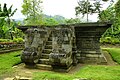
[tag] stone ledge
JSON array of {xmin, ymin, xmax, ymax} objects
[{"xmin": 0, "ymin": 48, "xmax": 23, "ymax": 54}]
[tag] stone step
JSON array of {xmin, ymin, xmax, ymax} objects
[
  {"xmin": 38, "ymin": 59, "xmax": 50, "ymax": 65},
  {"xmin": 46, "ymin": 41, "xmax": 52, "ymax": 45},
  {"xmin": 48, "ymin": 37, "xmax": 52, "ymax": 41},
  {"xmin": 42, "ymin": 49, "xmax": 52, "ymax": 54},
  {"xmin": 41, "ymin": 54, "xmax": 50, "ymax": 59},
  {"xmin": 72, "ymin": 47, "xmax": 77, "ymax": 51},
  {"xmin": 36, "ymin": 64, "xmax": 52, "ymax": 70},
  {"xmin": 49, "ymin": 34, "xmax": 52, "ymax": 37},
  {"xmin": 45, "ymin": 45, "xmax": 52, "ymax": 49}
]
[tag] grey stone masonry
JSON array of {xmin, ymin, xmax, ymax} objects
[
  {"xmin": 74, "ymin": 22, "xmax": 111, "ymax": 64},
  {"xmin": 18, "ymin": 22, "xmax": 112, "ymax": 67},
  {"xmin": 49, "ymin": 26, "xmax": 74, "ymax": 68}
]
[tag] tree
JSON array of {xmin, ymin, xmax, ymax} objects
[
  {"xmin": 21, "ymin": 0, "xmax": 43, "ymax": 25},
  {"xmin": 99, "ymin": 0, "xmax": 120, "ymax": 40},
  {"xmin": 75, "ymin": 0, "xmax": 113, "ymax": 22},
  {"xmin": 98, "ymin": 6, "xmax": 115, "ymax": 22}
]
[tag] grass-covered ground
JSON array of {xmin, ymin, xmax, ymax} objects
[
  {"xmin": 0, "ymin": 51, "xmax": 21, "ymax": 77},
  {"xmin": 33, "ymin": 65, "xmax": 120, "ymax": 80},
  {"xmin": 106, "ymin": 48, "xmax": 120, "ymax": 64},
  {"xmin": 0, "ymin": 48, "xmax": 120, "ymax": 80},
  {"xmin": 33, "ymin": 48, "xmax": 120, "ymax": 80}
]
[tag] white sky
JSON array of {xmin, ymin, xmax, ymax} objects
[{"xmin": 0, "ymin": 0, "xmax": 116, "ymax": 22}]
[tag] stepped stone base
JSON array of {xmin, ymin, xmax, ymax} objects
[
  {"xmin": 36, "ymin": 64, "xmax": 73, "ymax": 72},
  {"xmin": 36, "ymin": 64, "xmax": 53, "ymax": 70},
  {"xmin": 52, "ymin": 65, "xmax": 73, "ymax": 72},
  {"xmin": 38, "ymin": 59, "xmax": 50, "ymax": 65},
  {"xmin": 18, "ymin": 22, "xmax": 112, "ymax": 71},
  {"xmin": 77, "ymin": 51, "xmax": 107, "ymax": 65}
]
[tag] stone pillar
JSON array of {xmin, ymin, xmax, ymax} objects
[{"xmin": 49, "ymin": 27, "xmax": 73, "ymax": 68}]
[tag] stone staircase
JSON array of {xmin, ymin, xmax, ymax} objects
[{"xmin": 37, "ymin": 33, "xmax": 53, "ymax": 70}]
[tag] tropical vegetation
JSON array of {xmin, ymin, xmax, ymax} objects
[
  {"xmin": 0, "ymin": 3, "xmax": 24, "ymax": 43},
  {"xmin": 99, "ymin": 0, "xmax": 120, "ymax": 44}
]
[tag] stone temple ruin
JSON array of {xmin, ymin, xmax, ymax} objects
[{"xmin": 18, "ymin": 22, "xmax": 112, "ymax": 71}]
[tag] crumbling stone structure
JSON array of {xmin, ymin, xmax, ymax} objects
[
  {"xmin": 18, "ymin": 22, "xmax": 112, "ymax": 69},
  {"xmin": 49, "ymin": 26, "xmax": 74, "ymax": 68}
]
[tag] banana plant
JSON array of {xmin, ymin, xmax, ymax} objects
[
  {"xmin": 3, "ymin": 3, "xmax": 17, "ymax": 25},
  {"xmin": 0, "ymin": 3, "xmax": 17, "ymax": 39}
]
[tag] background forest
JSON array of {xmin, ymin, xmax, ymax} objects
[{"xmin": 0, "ymin": 0, "xmax": 120, "ymax": 44}]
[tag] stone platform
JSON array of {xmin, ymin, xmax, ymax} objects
[{"xmin": 18, "ymin": 22, "xmax": 112, "ymax": 70}]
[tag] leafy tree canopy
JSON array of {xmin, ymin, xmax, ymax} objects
[
  {"xmin": 21, "ymin": 0, "xmax": 43, "ymax": 25},
  {"xmin": 75, "ymin": 0, "xmax": 114, "ymax": 22}
]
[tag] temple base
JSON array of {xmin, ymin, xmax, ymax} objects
[{"xmin": 77, "ymin": 50, "xmax": 107, "ymax": 65}]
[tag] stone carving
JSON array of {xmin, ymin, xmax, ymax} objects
[
  {"xmin": 49, "ymin": 27, "xmax": 74, "ymax": 68},
  {"xmin": 21, "ymin": 27, "xmax": 50, "ymax": 65}
]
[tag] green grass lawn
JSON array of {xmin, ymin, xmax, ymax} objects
[
  {"xmin": 33, "ymin": 65, "xmax": 120, "ymax": 80},
  {"xmin": 106, "ymin": 48, "xmax": 120, "ymax": 64},
  {"xmin": 0, "ymin": 51, "xmax": 22, "ymax": 76},
  {"xmin": 0, "ymin": 48, "xmax": 120, "ymax": 80},
  {"xmin": 33, "ymin": 48, "xmax": 120, "ymax": 80}
]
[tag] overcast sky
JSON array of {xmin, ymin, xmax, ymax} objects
[{"xmin": 0, "ymin": 0, "xmax": 116, "ymax": 22}]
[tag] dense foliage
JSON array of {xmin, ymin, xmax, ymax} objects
[
  {"xmin": 21, "ymin": 0, "xmax": 43, "ymax": 25},
  {"xmin": 0, "ymin": 3, "xmax": 24, "ymax": 40},
  {"xmin": 99, "ymin": 0, "xmax": 120, "ymax": 44},
  {"xmin": 42, "ymin": 15, "xmax": 66, "ymax": 25}
]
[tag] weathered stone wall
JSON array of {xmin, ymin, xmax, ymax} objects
[
  {"xmin": 75, "ymin": 23, "xmax": 111, "ymax": 64},
  {"xmin": 21, "ymin": 26, "xmax": 51, "ymax": 64},
  {"xmin": 49, "ymin": 26, "xmax": 74, "ymax": 67},
  {"xmin": 18, "ymin": 22, "xmax": 112, "ymax": 66},
  {"xmin": 0, "ymin": 42, "xmax": 23, "ymax": 53}
]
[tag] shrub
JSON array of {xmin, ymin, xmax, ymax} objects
[
  {"xmin": 100, "ymin": 37, "xmax": 120, "ymax": 44},
  {"xmin": 0, "ymin": 39, "xmax": 13, "ymax": 42},
  {"xmin": 13, "ymin": 38, "xmax": 24, "ymax": 43}
]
